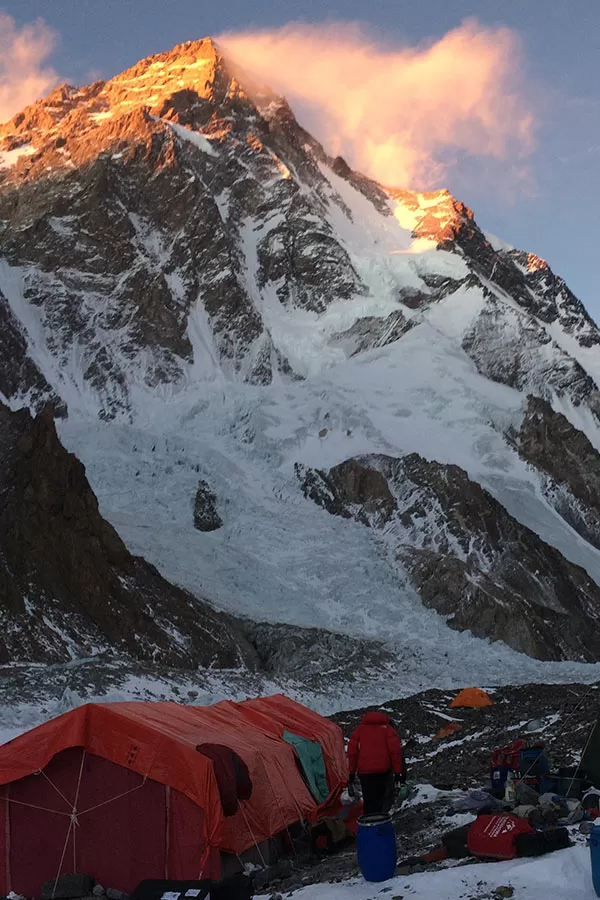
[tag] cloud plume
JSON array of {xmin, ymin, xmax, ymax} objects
[
  {"xmin": 219, "ymin": 19, "xmax": 535, "ymax": 189},
  {"xmin": 0, "ymin": 14, "xmax": 60, "ymax": 124}
]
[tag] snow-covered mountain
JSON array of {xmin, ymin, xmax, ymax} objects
[{"xmin": 2, "ymin": 37, "xmax": 600, "ymax": 690}]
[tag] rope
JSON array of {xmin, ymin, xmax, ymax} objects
[
  {"xmin": 36, "ymin": 769, "xmax": 72, "ymax": 811},
  {"xmin": 258, "ymin": 757, "xmax": 297, "ymax": 858},
  {"xmin": 556, "ymin": 684, "xmax": 597, "ymax": 734},
  {"xmin": 71, "ymin": 751, "xmax": 86, "ymax": 875},
  {"xmin": 76, "ymin": 776, "xmax": 148, "ymax": 817},
  {"xmin": 239, "ymin": 802, "xmax": 267, "ymax": 868},
  {"xmin": 51, "ymin": 750, "xmax": 86, "ymax": 900},
  {"xmin": 565, "ymin": 723, "xmax": 597, "ymax": 799},
  {"xmin": 513, "ymin": 684, "xmax": 599, "ymax": 787},
  {"xmin": 1, "ymin": 797, "xmax": 70, "ymax": 816}
]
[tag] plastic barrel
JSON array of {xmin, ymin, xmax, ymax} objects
[
  {"xmin": 590, "ymin": 824, "xmax": 600, "ymax": 896},
  {"xmin": 356, "ymin": 814, "xmax": 397, "ymax": 882}
]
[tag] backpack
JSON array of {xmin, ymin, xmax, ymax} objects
[{"xmin": 467, "ymin": 814, "xmax": 535, "ymax": 860}]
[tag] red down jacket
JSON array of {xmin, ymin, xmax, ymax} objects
[
  {"xmin": 347, "ymin": 712, "xmax": 404, "ymax": 776},
  {"xmin": 467, "ymin": 814, "xmax": 534, "ymax": 860}
]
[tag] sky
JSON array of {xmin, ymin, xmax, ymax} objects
[{"xmin": 1, "ymin": 0, "xmax": 599, "ymax": 315}]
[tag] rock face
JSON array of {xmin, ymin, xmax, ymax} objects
[
  {"xmin": 193, "ymin": 479, "xmax": 222, "ymax": 531},
  {"xmin": 511, "ymin": 396, "xmax": 600, "ymax": 550},
  {"xmin": 298, "ymin": 454, "xmax": 600, "ymax": 661},
  {"xmin": 2, "ymin": 38, "xmax": 597, "ymax": 419},
  {"xmin": 0, "ymin": 401, "xmax": 255, "ymax": 667}
]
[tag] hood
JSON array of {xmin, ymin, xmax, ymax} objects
[{"xmin": 361, "ymin": 711, "xmax": 391, "ymax": 726}]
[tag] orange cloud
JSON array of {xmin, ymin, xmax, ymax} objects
[
  {"xmin": 0, "ymin": 14, "xmax": 60, "ymax": 124},
  {"xmin": 219, "ymin": 19, "xmax": 536, "ymax": 189}
]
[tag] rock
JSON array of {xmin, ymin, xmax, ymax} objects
[
  {"xmin": 193, "ymin": 479, "xmax": 222, "ymax": 531},
  {"xmin": 511, "ymin": 395, "xmax": 600, "ymax": 550},
  {"xmin": 331, "ymin": 310, "xmax": 413, "ymax": 356},
  {"xmin": 298, "ymin": 452, "xmax": 600, "ymax": 662},
  {"xmin": 494, "ymin": 888, "xmax": 514, "ymax": 899},
  {"xmin": 246, "ymin": 621, "xmax": 394, "ymax": 687},
  {"xmin": 41, "ymin": 874, "xmax": 94, "ymax": 899},
  {"xmin": 462, "ymin": 299, "xmax": 595, "ymax": 408}
]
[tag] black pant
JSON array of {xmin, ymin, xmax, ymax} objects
[{"xmin": 359, "ymin": 771, "xmax": 394, "ymax": 816}]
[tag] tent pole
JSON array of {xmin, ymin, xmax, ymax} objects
[
  {"xmin": 165, "ymin": 785, "xmax": 170, "ymax": 879},
  {"xmin": 5, "ymin": 787, "xmax": 11, "ymax": 894}
]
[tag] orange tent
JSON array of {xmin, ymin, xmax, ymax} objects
[
  {"xmin": 432, "ymin": 722, "xmax": 462, "ymax": 741},
  {"xmin": 449, "ymin": 687, "xmax": 493, "ymax": 708},
  {"xmin": 0, "ymin": 696, "xmax": 346, "ymax": 896}
]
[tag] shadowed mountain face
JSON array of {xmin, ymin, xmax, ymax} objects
[
  {"xmin": 2, "ymin": 37, "xmax": 600, "ymax": 669},
  {"xmin": 0, "ymin": 401, "xmax": 257, "ymax": 667}
]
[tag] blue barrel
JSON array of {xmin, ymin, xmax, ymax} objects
[
  {"xmin": 356, "ymin": 813, "xmax": 397, "ymax": 882},
  {"xmin": 591, "ymin": 824, "xmax": 600, "ymax": 896}
]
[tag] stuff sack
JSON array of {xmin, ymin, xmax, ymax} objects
[
  {"xmin": 467, "ymin": 814, "xmax": 534, "ymax": 861},
  {"xmin": 490, "ymin": 765, "xmax": 514, "ymax": 796}
]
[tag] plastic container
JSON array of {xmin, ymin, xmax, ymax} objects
[
  {"xmin": 356, "ymin": 814, "xmax": 397, "ymax": 882},
  {"xmin": 589, "ymin": 823, "xmax": 600, "ymax": 896}
]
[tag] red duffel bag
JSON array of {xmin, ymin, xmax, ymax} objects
[{"xmin": 467, "ymin": 814, "xmax": 535, "ymax": 861}]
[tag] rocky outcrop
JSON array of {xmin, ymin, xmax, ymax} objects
[
  {"xmin": 246, "ymin": 622, "xmax": 395, "ymax": 688},
  {"xmin": 462, "ymin": 299, "xmax": 598, "ymax": 407},
  {"xmin": 330, "ymin": 310, "xmax": 413, "ymax": 356},
  {"xmin": 193, "ymin": 479, "xmax": 222, "ymax": 531},
  {"xmin": 0, "ymin": 293, "xmax": 64, "ymax": 413},
  {"xmin": 298, "ymin": 454, "xmax": 600, "ymax": 662},
  {"xmin": 0, "ymin": 401, "xmax": 256, "ymax": 667},
  {"xmin": 510, "ymin": 396, "xmax": 600, "ymax": 549}
]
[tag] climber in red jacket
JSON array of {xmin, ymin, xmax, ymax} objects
[{"xmin": 347, "ymin": 711, "xmax": 406, "ymax": 815}]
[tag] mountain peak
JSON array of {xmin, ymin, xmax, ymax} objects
[{"xmin": 0, "ymin": 35, "xmax": 261, "ymax": 177}]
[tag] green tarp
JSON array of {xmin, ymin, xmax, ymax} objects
[{"xmin": 283, "ymin": 730, "xmax": 329, "ymax": 803}]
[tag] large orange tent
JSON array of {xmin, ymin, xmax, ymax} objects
[
  {"xmin": 449, "ymin": 687, "xmax": 493, "ymax": 708},
  {"xmin": 0, "ymin": 695, "xmax": 347, "ymax": 896}
]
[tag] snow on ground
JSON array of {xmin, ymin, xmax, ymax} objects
[{"xmin": 269, "ymin": 845, "xmax": 597, "ymax": 899}]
